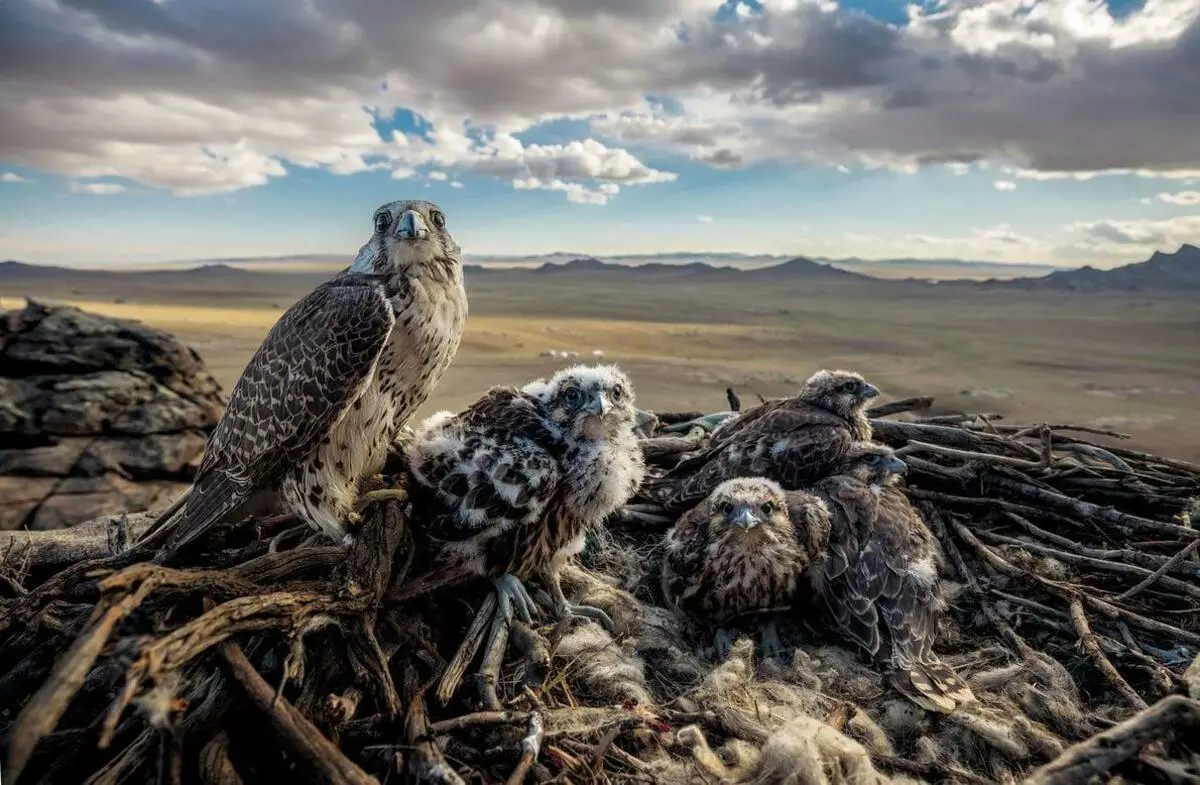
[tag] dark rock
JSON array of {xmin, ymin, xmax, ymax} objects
[{"xmin": 0, "ymin": 299, "xmax": 225, "ymax": 530}]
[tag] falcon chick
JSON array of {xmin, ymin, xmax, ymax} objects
[
  {"xmin": 661, "ymin": 477, "xmax": 831, "ymax": 624},
  {"xmin": 139, "ymin": 200, "xmax": 467, "ymax": 555},
  {"xmin": 643, "ymin": 369, "xmax": 879, "ymax": 513},
  {"xmin": 807, "ymin": 442, "xmax": 975, "ymax": 713},
  {"xmin": 405, "ymin": 364, "xmax": 645, "ymax": 631}
]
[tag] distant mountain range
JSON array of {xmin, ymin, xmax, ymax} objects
[{"xmin": 1, "ymin": 245, "xmax": 1197, "ymax": 291}]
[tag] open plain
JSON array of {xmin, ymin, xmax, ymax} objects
[{"xmin": 4, "ymin": 258, "xmax": 1198, "ymax": 462}]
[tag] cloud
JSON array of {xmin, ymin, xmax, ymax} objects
[
  {"xmin": 1, "ymin": 172, "xmax": 30, "ymax": 183},
  {"xmin": 993, "ymin": 180, "xmax": 1017, "ymax": 191},
  {"xmin": 1157, "ymin": 190, "xmax": 1200, "ymax": 206},
  {"xmin": 513, "ymin": 178, "xmax": 621, "ymax": 205},
  {"xmin": 427, "ymin": 171, "xmax": 449, "ymax": 181},
  {"xmin": 902, "ymin": 223, "xmax": 1051, "ymax": 262},
  {"xmin": 68, "ymin": 181, "xmax": 127, "ymax": 195},
  {"xmin": 1064, "ymin": 214, "xmax": 1200, "ymax": 261},
  {"xmin": 697, "ymin": 215, "xmax": 714, "ymax": 223},
  {"xmin": 390, "ymin": 166, "xmax": 416, "ymax": 180},
  {"xmin": 450, "ymin": 180, "xmax": 464, "ymax": 189},
  {"xmin": 1, "ymin": 0, "xmax": 1198, "ymax": 200}
]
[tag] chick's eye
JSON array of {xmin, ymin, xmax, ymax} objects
[
  {"xmin": 866, "ymin": 454, "xmax": 881, "ymax": 465},
  {"xmin": 563, "ymin": 387, "xmax": 582, "ymax": 405},
  {"xmin": 374, "ymin": 213, "xmax": 391, "ymax": 233},
  {"xmin": 760, "ymin": 502, "xmax": 774, "ymax": 514},
  {"xmin": 611, "ymin": 385, "xmax": 624, "ymax": 400},
  {"xmin": 431, "ymin": 210, "xmax": 446, "ymax": 229},
  {"xmin": 841, "ymin": 381, "xmax": 857, "ymax": 392}
]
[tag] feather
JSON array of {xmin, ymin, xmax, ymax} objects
[{"xmin": 136, "ymin": 274, "xmax": 394, "ymax": 553}]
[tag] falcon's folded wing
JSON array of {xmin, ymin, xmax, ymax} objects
[{"xmin": 139, "ymin": 276, "xmax": 394, "ymax": 553}]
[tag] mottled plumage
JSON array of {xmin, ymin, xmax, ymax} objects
[
  {"xmin": 644, "ymin": 369, "xmax": 879, "ymax": 513},
  {"xmin": 808, "ymin": 442, "xmax": 974, "ymax": 713},
  {"xmin": 662, "ymin": 477, "xmax": 831, "ymax": 623},
  {"xmin": 406, "ymin": 364, "xmax": 645, "ymax": 624},
  {"xmin": 139, "ymin": 200, "xmax": 467, "ymax": 555}
]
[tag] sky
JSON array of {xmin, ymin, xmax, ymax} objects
[{"xmin": 1, "ymin": 0, "xmax": 1199, "ymax": 268}]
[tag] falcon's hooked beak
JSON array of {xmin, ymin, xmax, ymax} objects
[
  {"xmin": 730, "ymin": 507, "xmax": 760, "ymax": 529},
  {"xmin": 860, "ymin": 382, "xmax": 881, "ymax": 399},
  {"xmin": 884, "ymin": 455, "xmax": 908, "ymax": 475},
  {"xmin": 583, "ymin": 390, "xmax": 611, "ymax": 416},
  {"xmin": 395, "ymin": 209, "xmax": 429, "ymax": 241}
]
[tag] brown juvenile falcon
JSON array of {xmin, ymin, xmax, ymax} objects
[
  {"xmin": 138, "ymin": 200, "xmax": 467, "ymax": 557},
  {"xmin": 641, "ymin": 369, "xmax": 879, "ymax": 513},
  {"xmin": 660, "ymin": 476, "xmax": 831, "ymax": 624},
  {"xmin": 807, "ymin": 442, "xmax": 975, "ymax": 713}
]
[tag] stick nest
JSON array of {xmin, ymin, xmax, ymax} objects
[{"xmin": 2, "ymin": 396, "xmax": 1199, "ymax": 785}]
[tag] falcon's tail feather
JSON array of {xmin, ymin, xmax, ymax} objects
[
  {"xmin": 889, "ymin": 657, "xmax": 975, "ymax": 714},
  {"xmin": 135, "ymin": 471, "xmax": 247, "ymax": 557}
]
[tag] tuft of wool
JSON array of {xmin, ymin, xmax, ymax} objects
[{"xmin": 554, "ymin": 621, "xmax": 653, "ymax": 706}]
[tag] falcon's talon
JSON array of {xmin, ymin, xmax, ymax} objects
[
  {"xmin": 561, "ymin": 602, "xmax": 615, "ymax": 632},
  {"xmin": 759, "ymin": 620, "xmax": 785, "ymax": 660},
  {"xmin": 492, "ymin": 574, "xmax": 537, "ymax": 625}
]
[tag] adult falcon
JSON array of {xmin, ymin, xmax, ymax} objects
[
  {"xmin": 402, "ymin": 365, "xmax": 645, "ymax": 630},
  {"xmin": 641, "ymin": 369, "xmax": 879, "ymax": 513},
  {"xmin": 138, "ymin": 200, "xmax": 467, "ymax": 556},
  {"xmin": 660, "ymin": 477, "xmax": 831, "ymax": 624},
  {"xmin": 807, "ymin": 442, "xmax": 975, "ymax": 713}
]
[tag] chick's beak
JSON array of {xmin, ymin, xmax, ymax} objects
[
  {"xmin": 584, "ymin": 390, "xmax": 611, "ymax": 416},
  {"xmin": 395, "ymin": 210, "xmax": 429, "ymax": 241},
  {"xmin": 730, "ymin": 507, "xmax": 760, "ymax": 529},
  {"xmin": 885, "ymin": 456, "xmax": 909, "ymax": 475},
  {"xmin": 861, "ymin": 383, "xmax": 881, "ymax": 399}
]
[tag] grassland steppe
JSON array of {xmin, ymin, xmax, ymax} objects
[{"xmin": 4, "ymin": 255, "xmax": 1198, "ymax": 462}]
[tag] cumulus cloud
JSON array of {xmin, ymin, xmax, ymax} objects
[
  {"xmin": 1, "ymin": 172, "xmax": 30, "ymax": 183},
  {"xmin": 1, "ymin": 0, "xmax": 1198, "ymax": 201},
  {"xmin": 427, "ymin": 171, "xmax": 449, "ymax": 182},
  {"xmin": 1157, "ymin": 190, "xmax": 1200, "ymax": 206},
  {"xmin": 450, "ymin": 180, "xmax": 465, "ymax": 189},
  {"xmin": 993, "ymin": 180, "xmax": 1017, "ymax": 191},
  {"xmin": 69, "ymin": 182, "xmax": 128, "ymax": 196},
  {"xmin": 1062, "ymin": 214, "xmax": 1200, "ymax": 262}
]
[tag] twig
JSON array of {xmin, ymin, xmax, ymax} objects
[
  {"xmin": 1067, "ymin": 599, "xmax": 1148, "ymax": 711},
  {"xmin": 1118, "ymin": 537, "xmax": 1200, "ymax": 601},
  {"xmin": 505, "ymin": 708, "xmax": 544, "ymax": 785},
  {"xmin": 866, "ymin": 396, "xmax": 934, "ymax": 418},
  {"xmin": 897, "ymin": 439, "xmax": 1047, "ymax": 470},
  {"xmin": 1025, "ymin": 696, "xmax": 1200, "ymax": 785},
  {"xmin": 429, "ymin": 710, "xmax": 532, "ymax": 734},
  {"xmin": 219, "ymin": 640, "xmax": 378, "ymax": 785},
  {"xmin": 437, "ymin": 592, "xmax": 498, "ymax": 704}
]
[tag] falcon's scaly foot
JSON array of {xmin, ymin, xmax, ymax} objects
[
  {"xmin": 357, "ymin": 488, "xmax": 408, "ymax": 508},
  {"xmin": 548, "ymin": 574, "xmax": 614, "ymax": 632},
  {"xmin": 712, "ymin": 627, "xmax": 737, "ymax": 662},
  {"xmin": 759, "ymin": 620, "xmax": 786, "ymax": 660},
  {"xmin": 493, "ymin": 574, "xmax": 537, "ymax": 626}
]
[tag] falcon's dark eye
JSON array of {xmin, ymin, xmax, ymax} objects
[
  {"xmin": 610, "ymin": 385, "xmax": 624, "ymax": 401},
  {"xmin": 430, "ymin": 210, "xmax": 446, "ymax": 229},
  {"xmin": 760, "ymin": 502, "xmax": 774, "ymax": 515},
  {"xmin": 374, "ymin": 213, "xmax": 391, "ymax": 234},
  {"xmin": 563, "ymin": 386, "xmax": 582, "ymax": 406},
  {"xmin": 841, "ymin": 381, "xmax": 857, "ymax": 393},
  {"xmin": 866, "ymin": 454, "xmax": 882, "ymax": 465}
]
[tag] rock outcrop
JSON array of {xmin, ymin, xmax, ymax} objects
[{"xmin": 0, "ymin": 299, "xmax": 225, "ymax": 530}]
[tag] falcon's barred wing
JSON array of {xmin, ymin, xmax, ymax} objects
[
  {"xmin": 657, "ymin": 414, "xmax": 853, "ymax": 511},
  {"xmin": 143, "ymin": 275, "xmax": 394, "ymax": 551},
  {"xmin": 814, "ymin": 480, "xmax": 973, "ymax": 712},
  {"xmin": 660, "ymin": 505, "xmax": 710, "ymax": 610},
  {"xmin": 408, "ymin": 388, "xmax": 564, "ymax": 542}
]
